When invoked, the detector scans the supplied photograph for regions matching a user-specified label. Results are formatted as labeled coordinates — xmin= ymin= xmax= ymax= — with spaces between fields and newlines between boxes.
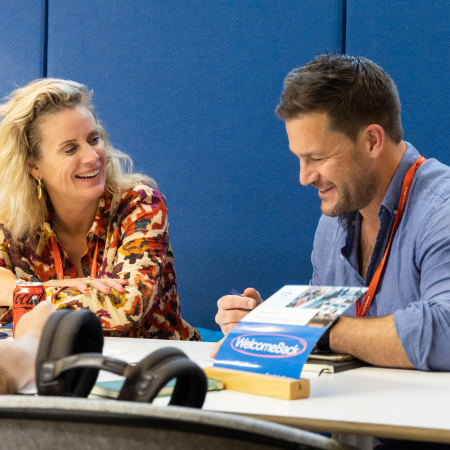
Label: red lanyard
xmin=50 ymin=236 xmax=99 ymax=281
xmin=355 ymin=155 xmax=426 ymax=317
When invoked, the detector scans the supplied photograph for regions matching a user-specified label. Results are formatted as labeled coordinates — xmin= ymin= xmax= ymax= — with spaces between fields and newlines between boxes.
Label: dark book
xmin=303 ymin=359 xmax=364 ymax=375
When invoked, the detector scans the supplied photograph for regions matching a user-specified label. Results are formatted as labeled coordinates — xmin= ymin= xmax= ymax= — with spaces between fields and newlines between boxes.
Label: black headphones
xmin=36 ymin=308 xmax=207 ymax=408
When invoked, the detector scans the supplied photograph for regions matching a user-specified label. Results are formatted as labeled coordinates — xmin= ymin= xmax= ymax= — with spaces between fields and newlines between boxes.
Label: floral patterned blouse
xmin=0 ymin=184 xmax=200 ymax=340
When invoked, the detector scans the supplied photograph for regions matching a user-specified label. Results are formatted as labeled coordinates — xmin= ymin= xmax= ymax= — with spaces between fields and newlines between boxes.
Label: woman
xmin=0 ymin=79 xmax=200 ymax=340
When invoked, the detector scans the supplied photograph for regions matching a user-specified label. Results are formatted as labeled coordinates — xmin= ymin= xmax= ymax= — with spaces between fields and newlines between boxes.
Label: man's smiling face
xmin=286 ymin=113 xmax=377 ymax=217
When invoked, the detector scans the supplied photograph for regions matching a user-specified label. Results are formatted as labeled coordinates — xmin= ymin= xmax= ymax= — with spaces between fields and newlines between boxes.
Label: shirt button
xmin=340 ymin=254 xmax=344 ymax=260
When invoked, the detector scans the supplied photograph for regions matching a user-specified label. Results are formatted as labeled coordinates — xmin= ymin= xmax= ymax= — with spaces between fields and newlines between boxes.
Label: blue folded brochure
xmin=214 ymin=285 xmax=367 ymax=379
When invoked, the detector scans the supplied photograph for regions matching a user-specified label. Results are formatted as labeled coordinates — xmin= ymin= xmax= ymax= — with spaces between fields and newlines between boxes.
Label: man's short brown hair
xmin=276 ymin=54 xmax=403 ymax=143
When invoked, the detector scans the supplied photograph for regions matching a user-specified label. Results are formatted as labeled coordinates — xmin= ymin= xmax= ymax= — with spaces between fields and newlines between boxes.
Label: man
xmin=215 ymin=54 xmax=450 ymax=450
xmin=213 ymin=54 xmax=450 ymax=374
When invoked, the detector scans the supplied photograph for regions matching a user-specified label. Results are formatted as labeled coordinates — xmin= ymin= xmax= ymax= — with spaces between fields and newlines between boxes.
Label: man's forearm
xmin=330 ymin=315 xmax=414 ymax=369
xmin=0 ymin=336 xmax=38 ymax=394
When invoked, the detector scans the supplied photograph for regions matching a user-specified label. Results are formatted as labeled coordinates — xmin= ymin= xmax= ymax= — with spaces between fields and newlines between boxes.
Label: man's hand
xmin=215 ymin=287 xmax=262 ymax=335
xmin=0 ymin=301 xmax=54 ymax=395
xmin=15 ymin=300 xmax=53 ymax=341
xmin=211 ymin=287 xmax=262 ymax=359
xmin=210 ymin=337 xmax=225 ymax=359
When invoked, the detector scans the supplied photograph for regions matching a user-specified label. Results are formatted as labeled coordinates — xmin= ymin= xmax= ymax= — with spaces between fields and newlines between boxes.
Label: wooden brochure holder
xmin=204 ymin=366 xmax=309 ymax=400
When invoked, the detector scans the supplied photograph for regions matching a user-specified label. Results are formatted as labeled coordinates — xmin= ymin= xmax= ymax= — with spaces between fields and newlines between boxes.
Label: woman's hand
xmin=0 ymin=267 xmax=19 ymax=308
xmin=44 ymin=278 xmax=129 ymax=295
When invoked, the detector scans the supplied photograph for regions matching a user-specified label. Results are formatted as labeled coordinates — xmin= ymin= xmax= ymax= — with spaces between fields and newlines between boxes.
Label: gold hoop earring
xmin=37 ymin=178 xmax=43 ymax=201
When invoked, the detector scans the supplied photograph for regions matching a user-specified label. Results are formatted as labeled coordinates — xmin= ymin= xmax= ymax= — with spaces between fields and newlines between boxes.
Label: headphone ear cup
xmin=118 ymin=347 xmax=183 ymax=401
xmin=165 ymin=358 xmax=207 ymax=408
xmin=36 ymin=308 xmax=104 ymax=397
xmin=36 ymin=309 xmax=72 ymax=396
xmin=118 ymin=348 xmax=207 ymax=408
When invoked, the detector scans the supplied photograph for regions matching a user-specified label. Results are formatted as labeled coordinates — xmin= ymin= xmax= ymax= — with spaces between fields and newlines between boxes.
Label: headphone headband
xmin=36 ymin=309 xmax=207 ymax=408
xmin=39 ymin=353 xmax=132 ymax=387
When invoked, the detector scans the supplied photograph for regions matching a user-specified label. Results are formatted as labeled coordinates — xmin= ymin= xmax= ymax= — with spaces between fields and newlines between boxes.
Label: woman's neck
xmin=52 ymin=198 xmax=99 ymax=239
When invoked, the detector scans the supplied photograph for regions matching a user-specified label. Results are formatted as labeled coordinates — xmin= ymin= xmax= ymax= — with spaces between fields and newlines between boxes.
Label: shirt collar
xmin=90 ymin=189 xmax=121 ymax=240
xmin=378 ymin=141 xmax=420 ymax=217
xmin=338 ymin=211 xmax=356 ymax=229
xmin=338 ymin=141 xmax=420 ymax=228
xmin=43 ymin=199 xmax=57 ymax=239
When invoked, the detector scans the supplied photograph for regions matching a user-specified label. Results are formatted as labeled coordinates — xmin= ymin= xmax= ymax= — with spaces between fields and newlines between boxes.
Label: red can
xmin=13 ymin=282 xmax=46 ymax=334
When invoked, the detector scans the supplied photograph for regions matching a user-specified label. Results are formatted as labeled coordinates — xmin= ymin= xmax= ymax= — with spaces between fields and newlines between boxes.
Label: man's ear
xmin=361 ymin=124 xmax=385 ymax=160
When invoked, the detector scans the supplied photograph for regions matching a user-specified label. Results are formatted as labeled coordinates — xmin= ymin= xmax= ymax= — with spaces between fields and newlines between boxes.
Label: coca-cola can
xmin=13 ymin=282 xmax=46 ymax=335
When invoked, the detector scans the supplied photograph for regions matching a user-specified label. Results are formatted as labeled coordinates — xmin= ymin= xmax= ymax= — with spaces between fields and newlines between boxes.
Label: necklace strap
xmin=90 ymin=238 xmax=99 ymax=279
xmin=51 ymin=236 xmax=64 ymax=281
xmin=51 ymin=235 xmax=99 ymax=281
xmin=355 ymin=155 xmax=426 ymax=317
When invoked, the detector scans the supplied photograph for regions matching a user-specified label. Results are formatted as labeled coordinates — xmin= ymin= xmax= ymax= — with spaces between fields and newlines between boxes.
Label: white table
xmin=104 ymin=337 xmax=450 ymax=445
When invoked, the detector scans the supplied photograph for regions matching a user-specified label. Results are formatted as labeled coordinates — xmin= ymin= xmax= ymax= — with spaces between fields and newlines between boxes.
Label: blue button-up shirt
xmin=310 ymin=142 xmax=450 ymax=371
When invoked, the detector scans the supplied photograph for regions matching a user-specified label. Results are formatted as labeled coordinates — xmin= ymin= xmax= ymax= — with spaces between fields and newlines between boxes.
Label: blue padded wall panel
xmin=346 ymin=0 xmax=450 ymax=165
xmin=0 ymin=0 xmax=46 ymax=98
xmin=48 ymin=0 xmax=343 ymax=329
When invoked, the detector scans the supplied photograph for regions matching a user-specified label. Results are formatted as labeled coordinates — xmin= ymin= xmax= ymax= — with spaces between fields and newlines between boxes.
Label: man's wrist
xmin=329 ymin=316 xmax=358 ymax=354
xmin=16 ymin=332 xmax=40 ymax=344
xmin=316 ymin=320 xmax=338 ymax=352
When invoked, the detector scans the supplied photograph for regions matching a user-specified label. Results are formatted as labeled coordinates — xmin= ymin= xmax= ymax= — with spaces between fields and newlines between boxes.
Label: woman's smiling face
xmin=29 ymin=105 xmax=107 ymax=206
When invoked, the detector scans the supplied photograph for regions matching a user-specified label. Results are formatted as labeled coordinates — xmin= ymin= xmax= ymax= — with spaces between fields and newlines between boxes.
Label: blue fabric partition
xmin=0 ymin=0 xmax=46 ymax=98
xmin=2 ymin=1 xmax=450 ymax=332
xmin=346 ymin=0 xmax=450 ymax=166
xmin=47 ymin=0 xmax=343 ymax=329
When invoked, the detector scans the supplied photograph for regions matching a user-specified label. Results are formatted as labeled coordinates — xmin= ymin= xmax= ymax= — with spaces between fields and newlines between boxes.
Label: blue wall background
xmin=346 ymin=0 xmax=450 ymax=166
xmin=0 ymin=0 xmax=46 ymax=98
xmin=1 ymin=1 xmax=449 ymax=329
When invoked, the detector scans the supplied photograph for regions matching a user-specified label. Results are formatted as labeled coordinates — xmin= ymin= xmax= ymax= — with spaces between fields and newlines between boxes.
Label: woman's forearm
xmin=0 ymin=268 xmax=17 ymax=308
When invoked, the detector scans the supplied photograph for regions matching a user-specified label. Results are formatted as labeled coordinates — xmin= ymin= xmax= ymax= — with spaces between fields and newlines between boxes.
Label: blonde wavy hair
xmin=0 ymin=78 xmax=156 ymax=242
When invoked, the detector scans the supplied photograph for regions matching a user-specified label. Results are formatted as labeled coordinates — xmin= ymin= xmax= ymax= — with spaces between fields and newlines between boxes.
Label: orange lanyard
xmin=50 ymin=235 xmax=99 ymax=281
xmin=355 ymin=155 xmax=426 ymax=317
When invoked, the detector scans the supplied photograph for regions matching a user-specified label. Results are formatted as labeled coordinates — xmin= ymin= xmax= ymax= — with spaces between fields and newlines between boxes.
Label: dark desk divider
xmin=46 ymin=0 xmax=344 ymax=329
